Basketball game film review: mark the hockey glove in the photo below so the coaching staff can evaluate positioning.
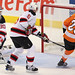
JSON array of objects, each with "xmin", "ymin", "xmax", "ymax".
[
  {"xmin": 37, "ymin": 32, "xmax": 49, "ymax": 43},
  {"xmin": 25, "ymin": 25, "xmax": 32, "ymax": 36}
]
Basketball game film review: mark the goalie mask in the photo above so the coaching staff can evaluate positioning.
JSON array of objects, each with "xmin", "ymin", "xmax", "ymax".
[{"xmin": 29, "ymin": 2, "xmax": 38, "ymax": 11}]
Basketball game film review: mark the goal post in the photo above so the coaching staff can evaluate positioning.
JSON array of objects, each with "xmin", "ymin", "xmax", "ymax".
[{"xmin": 41, "ymin": 4, "xmax": 75, "ymax": 53}]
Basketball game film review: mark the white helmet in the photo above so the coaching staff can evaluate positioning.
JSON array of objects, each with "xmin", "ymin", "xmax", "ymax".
[
  {"xmin": 0, "ymin": 6, "xmax": 2, "ymax": 11},
  {"xmin": 29, "ymin": 2, "xmax": 38, "ymax": 11}
]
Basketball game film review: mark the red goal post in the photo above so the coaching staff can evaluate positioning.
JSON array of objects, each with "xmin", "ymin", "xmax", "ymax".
[{"xmin": 41, "ymin": 4, "xmax": 75, "ymax": 53}]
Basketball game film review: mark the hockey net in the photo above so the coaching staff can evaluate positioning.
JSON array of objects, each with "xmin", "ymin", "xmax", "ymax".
[{"xmin": 41, "ymin": 4, "xmax": 75, "ymax": 56}]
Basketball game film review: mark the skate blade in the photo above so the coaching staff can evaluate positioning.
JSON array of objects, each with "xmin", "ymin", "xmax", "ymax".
[
  {"xmin": 6, "ymin": 67, "xmax": 15, "ymax": 71},
  {"xmin": 56, "ymin": 66, "xmax": 70, "ymax": 68},
  {"xmin": 26, "ymin": 70, "xmax": 38, "ymax": 73}
]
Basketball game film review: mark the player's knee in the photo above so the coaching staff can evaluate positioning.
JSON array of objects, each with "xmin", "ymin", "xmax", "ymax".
[{"xmin": 13, "ymin": 47, "xmax": 24, "ymax": 56}]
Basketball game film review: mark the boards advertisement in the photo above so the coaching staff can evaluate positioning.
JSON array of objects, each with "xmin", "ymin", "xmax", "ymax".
[{"xmin": 69, "ymin": 0, "xmax": 75, "ymax": 16}]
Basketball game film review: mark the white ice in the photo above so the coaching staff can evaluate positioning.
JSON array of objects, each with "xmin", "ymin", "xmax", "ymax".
[
  {"xmin": 0, "ymin": 53, "xmax": 75, "ymax": 75},
  {"xmin": 0, "ymin": 23, "xmax": 75, "ymax": 75}
]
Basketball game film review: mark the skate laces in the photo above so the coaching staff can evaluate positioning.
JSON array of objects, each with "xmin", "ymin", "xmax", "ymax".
[
  {"xmin": 28, "ymin": 65, "xmax": 36, "ymax": 70},
  {"xmin": 31, "ymin": 65, "xmax": 35, "ymax": 69}
]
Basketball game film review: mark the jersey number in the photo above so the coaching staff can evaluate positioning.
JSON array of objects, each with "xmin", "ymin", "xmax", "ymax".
[{"xmin": 68, "ymin": 23, "xmax": 75, "ymax": 34}]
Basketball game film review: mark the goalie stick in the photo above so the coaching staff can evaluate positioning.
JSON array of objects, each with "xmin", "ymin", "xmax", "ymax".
[{"xmin": 49, "ymin": 40, "xmax": 65, "ymax": 48}]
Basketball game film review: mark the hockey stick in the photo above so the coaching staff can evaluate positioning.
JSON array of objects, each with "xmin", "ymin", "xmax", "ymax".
[
  {"xmin": 37, "ymin": 34, "xmax": 65, "ymax": 48},
  {"xmin": 49, "ymin": 40, "xmax": 65, "ymax": 48}
]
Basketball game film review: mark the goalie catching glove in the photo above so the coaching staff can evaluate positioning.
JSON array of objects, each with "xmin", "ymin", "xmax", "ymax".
[{"xmin": 36, "ymin": 32, "xmax": 49, "ymax": 43}]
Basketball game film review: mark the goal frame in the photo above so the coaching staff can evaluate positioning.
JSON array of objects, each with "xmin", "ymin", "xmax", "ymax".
[{"xmin": 41, "ymin": 4, "xmax": 75, "ymax": 53}]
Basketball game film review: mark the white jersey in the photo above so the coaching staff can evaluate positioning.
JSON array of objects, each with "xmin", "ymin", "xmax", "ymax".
[
  {"xmin": 10, "ymin": 11, "xmax": 39, "ymax": 37},
  {"xmin": 0, "ymin": 23, "xmax": 7, "ymax": 40}
]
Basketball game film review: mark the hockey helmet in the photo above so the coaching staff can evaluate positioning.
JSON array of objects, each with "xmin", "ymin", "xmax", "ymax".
[
  {"xmin": 29, "ymin": 2, "xmax": 38, "ymax": 11},
  {"xmin": 0, "ymin": 6, "xmax": 2, "ymax": 11}
]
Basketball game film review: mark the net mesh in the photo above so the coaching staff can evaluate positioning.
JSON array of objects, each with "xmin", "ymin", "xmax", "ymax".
[{"xmin": 42, "ymin": 4, "xmax": 75, "ymax": 57}]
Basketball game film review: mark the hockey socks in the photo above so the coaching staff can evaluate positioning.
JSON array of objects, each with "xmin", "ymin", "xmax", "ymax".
[{"xmin": 26, "ymin": 56, "xmax": 38, "ymax": 71}]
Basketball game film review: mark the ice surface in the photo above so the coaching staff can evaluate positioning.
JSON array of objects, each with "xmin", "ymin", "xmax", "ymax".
[
  {"xmin": 0, "ymin": 53, "xmax": 75, "ymax": 75},
  {"xmin": 1, "ymin": 23, "xmax": 75, "ymax": 75}
]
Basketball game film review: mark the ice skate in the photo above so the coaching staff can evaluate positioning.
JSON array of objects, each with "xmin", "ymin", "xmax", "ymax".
[
  {"xmin": 57, "ymin": 59, "xmax": 67, "ymax": 66},
  {"xmin": 6, "ymin": 64, "xmax": 15, "ymax": 71},
  {"xmin": 26, "ymin": 65, "xmax": 38, "ymax": 72},
  {"xmin": 26, "ymin": 60, "xmax": 38, "ymax": 72}
]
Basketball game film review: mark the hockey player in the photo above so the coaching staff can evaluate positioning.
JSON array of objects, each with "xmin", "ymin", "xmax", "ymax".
[
  {"xmin": 0, "ymin": 6, "xmax": 15, "ymax": 63},
  {"xmin": 0, "ymin": 6, "xmax": 7, "ymax": 62},
  {"xmin": 5, "ymin": 2, "xmax": 49, "ymax": 71},
  {"xmin": 57, "ymin": 14, "xmax": 75, "ymax": 66}
]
